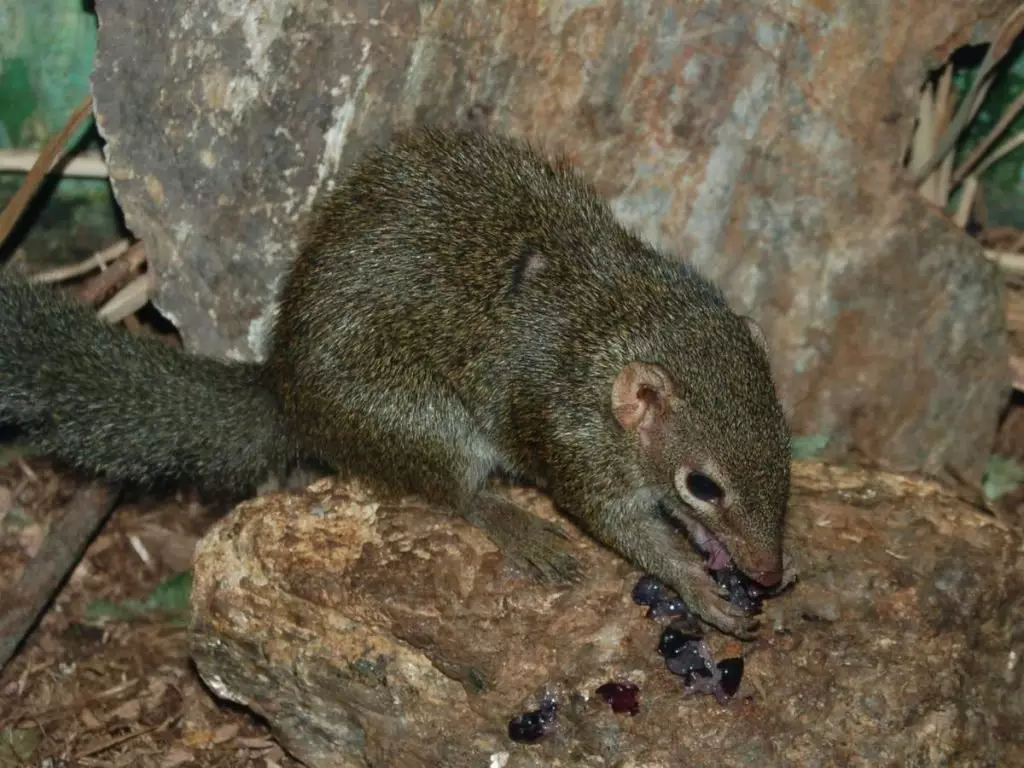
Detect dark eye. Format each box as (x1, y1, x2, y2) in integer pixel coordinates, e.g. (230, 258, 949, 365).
(685, 471, 724, 504)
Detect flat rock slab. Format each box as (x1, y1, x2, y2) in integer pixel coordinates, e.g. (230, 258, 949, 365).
(189, 462, 1024, 767)
(91, 0, 1013, 482)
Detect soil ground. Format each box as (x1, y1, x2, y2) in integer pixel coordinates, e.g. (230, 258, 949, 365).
(0, 457, 301, 767)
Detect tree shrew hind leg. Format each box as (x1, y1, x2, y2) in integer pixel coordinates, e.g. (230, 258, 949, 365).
(465, 490, 582, 584)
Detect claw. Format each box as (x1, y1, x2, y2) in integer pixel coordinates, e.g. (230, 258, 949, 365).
(675, 565, 765, 638)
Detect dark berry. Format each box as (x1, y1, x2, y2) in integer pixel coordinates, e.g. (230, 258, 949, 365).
(632, 575, 667, 606)
(657, 626, 700, 658)
(711, 566, 764, 614)
(508, 711, 546, 743)
(647, 595, 694, 620)
(716, 657, 744, 697)
(503, 708, 552, 741)
(508, 696, 558, 743)
(595, 681, 641, 716)
(537, 695, 558, 723)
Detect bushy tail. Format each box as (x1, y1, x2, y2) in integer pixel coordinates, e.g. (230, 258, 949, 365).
(0, 274, 295, 492)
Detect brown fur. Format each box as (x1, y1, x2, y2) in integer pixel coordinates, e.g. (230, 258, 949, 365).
(0, 128, 791, 635)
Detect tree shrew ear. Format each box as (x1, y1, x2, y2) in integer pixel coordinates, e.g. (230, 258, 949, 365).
(611, 362, 674, 433)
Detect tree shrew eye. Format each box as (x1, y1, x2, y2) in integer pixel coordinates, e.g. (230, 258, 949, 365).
(686, 471, 724, 503)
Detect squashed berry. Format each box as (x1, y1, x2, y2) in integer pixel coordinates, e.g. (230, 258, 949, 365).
(646, 595, 694, 620)
(507, 695, 558, 743)
(595, 681, 641, 716)
(631, 575, 667, 606)
(657, 626, 700, 659)
(537, 695, 557, 720)
(508, 711, 546, 743)
(634, 574, 758, 706)
(711, 566, 764, 614)
(633, 575, 699, 620)
(664, 638, 713, 681)
(716, 657, 744, 697)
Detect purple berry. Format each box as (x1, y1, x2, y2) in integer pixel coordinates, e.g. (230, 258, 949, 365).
(595, 681, 641, 716)
(537, 694, 558, 722)
(657, 626, 700, 658)
(633, 575, 700, 620)
(508, 696, 558, 743)
(711, 566, 764, 614)
(665, 638, 713, 681)
(508, 711, 546, 743)
(647, 595, 694, 620)
(631, 575, 667, 606)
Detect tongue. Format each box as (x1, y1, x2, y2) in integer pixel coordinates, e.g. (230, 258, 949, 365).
(704, 538, 733, 570)
(687, 520, 734, 570)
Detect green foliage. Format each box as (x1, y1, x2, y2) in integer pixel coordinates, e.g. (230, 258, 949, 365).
(0, 2, 118, 266)
(0, 0, 97, 148)
(791, 434, 830, 460)
(981, 453, 1024, 502)
(949, 52, 1024, 227)
(86, 571, 193, 626)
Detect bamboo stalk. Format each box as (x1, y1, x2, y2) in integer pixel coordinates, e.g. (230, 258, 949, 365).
(953, 176, 979, 229)
(0, 148, 107, 178)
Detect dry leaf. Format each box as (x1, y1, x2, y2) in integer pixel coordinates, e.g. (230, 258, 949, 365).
(18, 523, 44, 558)
(160, 747, 195, 767)
(86, 533, 117, 557)
(0, 485, 13, 517)
(109, 698, 142, 722)
(237, 737, 276, 749)
(182, 729, 217, 747)
(131, 525, 201, 573)
(69, 557, 94, 584)
(211, 723, 239, 744)
(80, 708, 103, 730)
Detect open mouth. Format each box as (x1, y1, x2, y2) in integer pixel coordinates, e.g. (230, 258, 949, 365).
(682, 516, 733, 571)
(660, 501, 733, 571)
(648, 502, 767, 617)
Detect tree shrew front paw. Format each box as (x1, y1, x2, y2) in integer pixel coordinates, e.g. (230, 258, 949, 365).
(674, 563, 760, 639)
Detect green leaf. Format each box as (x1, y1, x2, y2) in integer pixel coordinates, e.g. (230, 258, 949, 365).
(85, 571, 192, 624)
(791, 434, 830, 460)
(948, 53, 1024, 228)
(982, 454, 1024, 502)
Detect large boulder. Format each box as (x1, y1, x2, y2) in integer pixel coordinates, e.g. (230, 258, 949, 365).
(91, 0, 1012, 480)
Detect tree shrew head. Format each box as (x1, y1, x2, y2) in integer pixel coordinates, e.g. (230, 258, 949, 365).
(611, 314, 791, 587)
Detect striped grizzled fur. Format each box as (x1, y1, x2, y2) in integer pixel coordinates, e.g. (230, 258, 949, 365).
(0, 128, 790, 636)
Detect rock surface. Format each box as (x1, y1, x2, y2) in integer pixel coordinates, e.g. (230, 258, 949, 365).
(89, 0, 1013, 482)
(188, 462, 1024, 767)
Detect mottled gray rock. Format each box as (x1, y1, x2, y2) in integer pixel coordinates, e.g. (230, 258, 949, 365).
(91, 0, 1013, 480)
(188, 464, 1024, 767)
